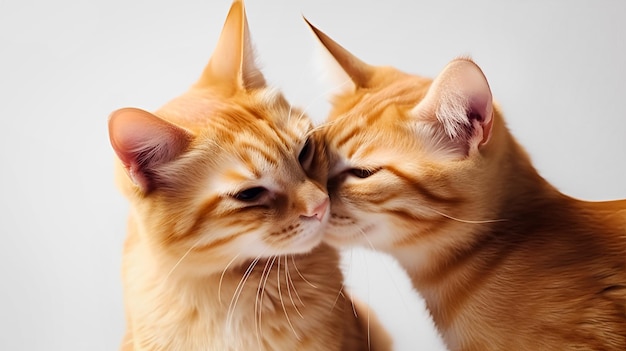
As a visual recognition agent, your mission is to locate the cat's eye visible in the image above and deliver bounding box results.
[233,187,267,202]
[298,138,314,169]
[349,168,377,179]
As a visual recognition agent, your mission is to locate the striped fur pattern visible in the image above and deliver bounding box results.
[107,3,390,350]
[306,20,626,351]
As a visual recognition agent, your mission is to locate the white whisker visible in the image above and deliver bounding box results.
[255,255,277,348]
[330,285,344,313]
[227,255,261,333]
[353,225,387,350]
[427,207,507,224]
[344,288,372,351]
[356,223,410,313]
[285,255,304,318]
[304,96,358,138]
[163,236,205,282]
[291,254,317,288]
[218,253,241,304]
[343,289,358,318]
[277,256,301,340]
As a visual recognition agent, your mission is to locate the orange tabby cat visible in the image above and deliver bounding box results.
[305,19,626,351]
[107,3,390,350]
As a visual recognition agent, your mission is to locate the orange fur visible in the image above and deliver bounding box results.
[108,3,390,350]
[307,19,626,351]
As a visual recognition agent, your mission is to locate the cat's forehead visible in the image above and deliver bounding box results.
[215,156,296,186]
[198,143,307,202]
[326,81,428,137]
[198,91,310,183]
[329,74,430,122]
[322,74,433,165]
[157,87,309,133]
[154,86,314,198]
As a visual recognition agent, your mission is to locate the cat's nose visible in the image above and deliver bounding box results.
[304,198,329,221]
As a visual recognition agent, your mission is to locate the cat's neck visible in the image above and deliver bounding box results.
[122,227,345,350]
[390,117,563,308]
[392,117,561,275]
[392,117,626,349]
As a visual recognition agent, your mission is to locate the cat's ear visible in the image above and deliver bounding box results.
[195,0,265,94]
[108,108,193,192]
[303,17,374,90]
[411,58,494,155]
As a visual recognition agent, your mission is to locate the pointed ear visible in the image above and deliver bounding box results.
[303,17,374,90]
[108,108,193,192]
[411,58,494,155]
[195,0,265,94]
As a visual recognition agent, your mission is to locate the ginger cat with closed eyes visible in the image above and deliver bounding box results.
[305,19,626,351]
[107,2,390,350]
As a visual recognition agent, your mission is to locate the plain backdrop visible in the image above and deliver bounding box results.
[1,1,625,350]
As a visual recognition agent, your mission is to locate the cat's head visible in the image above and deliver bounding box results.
[305,20,508,254]
[108,1,328,275]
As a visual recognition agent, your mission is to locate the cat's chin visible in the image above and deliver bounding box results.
[287,227,325,254]
[322,223,377,249]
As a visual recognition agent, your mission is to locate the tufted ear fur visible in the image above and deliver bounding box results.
[303,17,374,91]
[108,107,193,192]
[195,0,265,94]
[411,58,494,156]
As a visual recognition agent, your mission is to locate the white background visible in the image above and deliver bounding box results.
[1,1,625,350]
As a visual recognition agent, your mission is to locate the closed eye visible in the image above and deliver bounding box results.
[348,168,378,179]
[298,138,314,170]
[233,187,267,202]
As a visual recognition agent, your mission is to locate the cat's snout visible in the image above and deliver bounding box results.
[304,198,329,221]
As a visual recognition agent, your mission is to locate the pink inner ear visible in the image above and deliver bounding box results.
[415,58,494,154]
[467,93,494,146]
[108,107,193,191]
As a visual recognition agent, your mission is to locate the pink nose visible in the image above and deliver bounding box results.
[306,198,329,221]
